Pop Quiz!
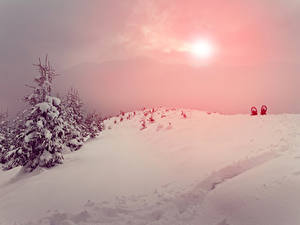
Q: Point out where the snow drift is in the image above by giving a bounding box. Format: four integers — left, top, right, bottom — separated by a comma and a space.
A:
1, 108, 300, 225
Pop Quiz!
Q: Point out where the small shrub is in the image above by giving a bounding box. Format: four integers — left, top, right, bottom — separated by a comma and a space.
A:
140, 120, 146, 130
148, 116, 155, 123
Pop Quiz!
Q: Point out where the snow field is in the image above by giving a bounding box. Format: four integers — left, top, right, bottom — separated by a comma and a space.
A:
1, 108, 300, 225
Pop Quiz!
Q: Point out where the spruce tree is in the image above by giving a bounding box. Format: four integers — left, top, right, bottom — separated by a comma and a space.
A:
85, 112, 103, 138
0, 111, 8, 163
3, 57, 66, 171
61, 88, 86, 151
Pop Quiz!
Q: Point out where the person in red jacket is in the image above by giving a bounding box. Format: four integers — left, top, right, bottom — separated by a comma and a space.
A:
261, 105, 267, 115
251, 106, 258, 116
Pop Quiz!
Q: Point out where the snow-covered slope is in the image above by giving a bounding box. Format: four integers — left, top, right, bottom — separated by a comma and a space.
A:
1, 108, 300, 225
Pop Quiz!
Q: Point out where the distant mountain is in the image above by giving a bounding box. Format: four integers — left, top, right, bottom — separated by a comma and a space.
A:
55, 57, 300, 115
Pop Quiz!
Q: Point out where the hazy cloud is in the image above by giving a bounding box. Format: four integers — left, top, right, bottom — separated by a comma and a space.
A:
1, 0, 300, 114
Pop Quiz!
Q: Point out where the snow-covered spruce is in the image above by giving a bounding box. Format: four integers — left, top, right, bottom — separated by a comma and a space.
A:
0, 112, 9, 163
61, 88, 87, 151
0, 109, 29, 165
61, 88, 103, 148
3, 58, 68, 171
85, 112, 103, 139
0, 132, 5, 163
0, 58, 105, 171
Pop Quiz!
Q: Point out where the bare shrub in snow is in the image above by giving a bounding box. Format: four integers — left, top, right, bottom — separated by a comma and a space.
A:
140, 120, 147, 130
148, 116, 155, 123
181, 111, 187, 119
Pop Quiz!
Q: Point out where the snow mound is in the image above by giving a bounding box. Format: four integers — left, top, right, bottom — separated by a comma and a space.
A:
1, 108, 300, 225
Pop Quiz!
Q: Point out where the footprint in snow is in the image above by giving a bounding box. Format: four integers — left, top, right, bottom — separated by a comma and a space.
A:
292, 171, 300, 176
216, 219, 230, 225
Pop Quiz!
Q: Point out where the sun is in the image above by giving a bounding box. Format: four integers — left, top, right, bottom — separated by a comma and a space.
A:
190, 40, 214, 58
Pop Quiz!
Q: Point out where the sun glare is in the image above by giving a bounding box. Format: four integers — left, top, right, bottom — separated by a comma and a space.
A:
190, 40, 214, 58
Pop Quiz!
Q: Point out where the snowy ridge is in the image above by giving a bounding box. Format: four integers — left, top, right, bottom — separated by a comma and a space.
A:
1, 108, 300, 225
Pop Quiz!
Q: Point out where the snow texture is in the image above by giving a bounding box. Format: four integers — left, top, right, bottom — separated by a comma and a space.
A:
0, 108, 300, 225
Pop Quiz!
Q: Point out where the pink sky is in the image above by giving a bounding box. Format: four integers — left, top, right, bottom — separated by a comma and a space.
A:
0, 0, 300, 114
